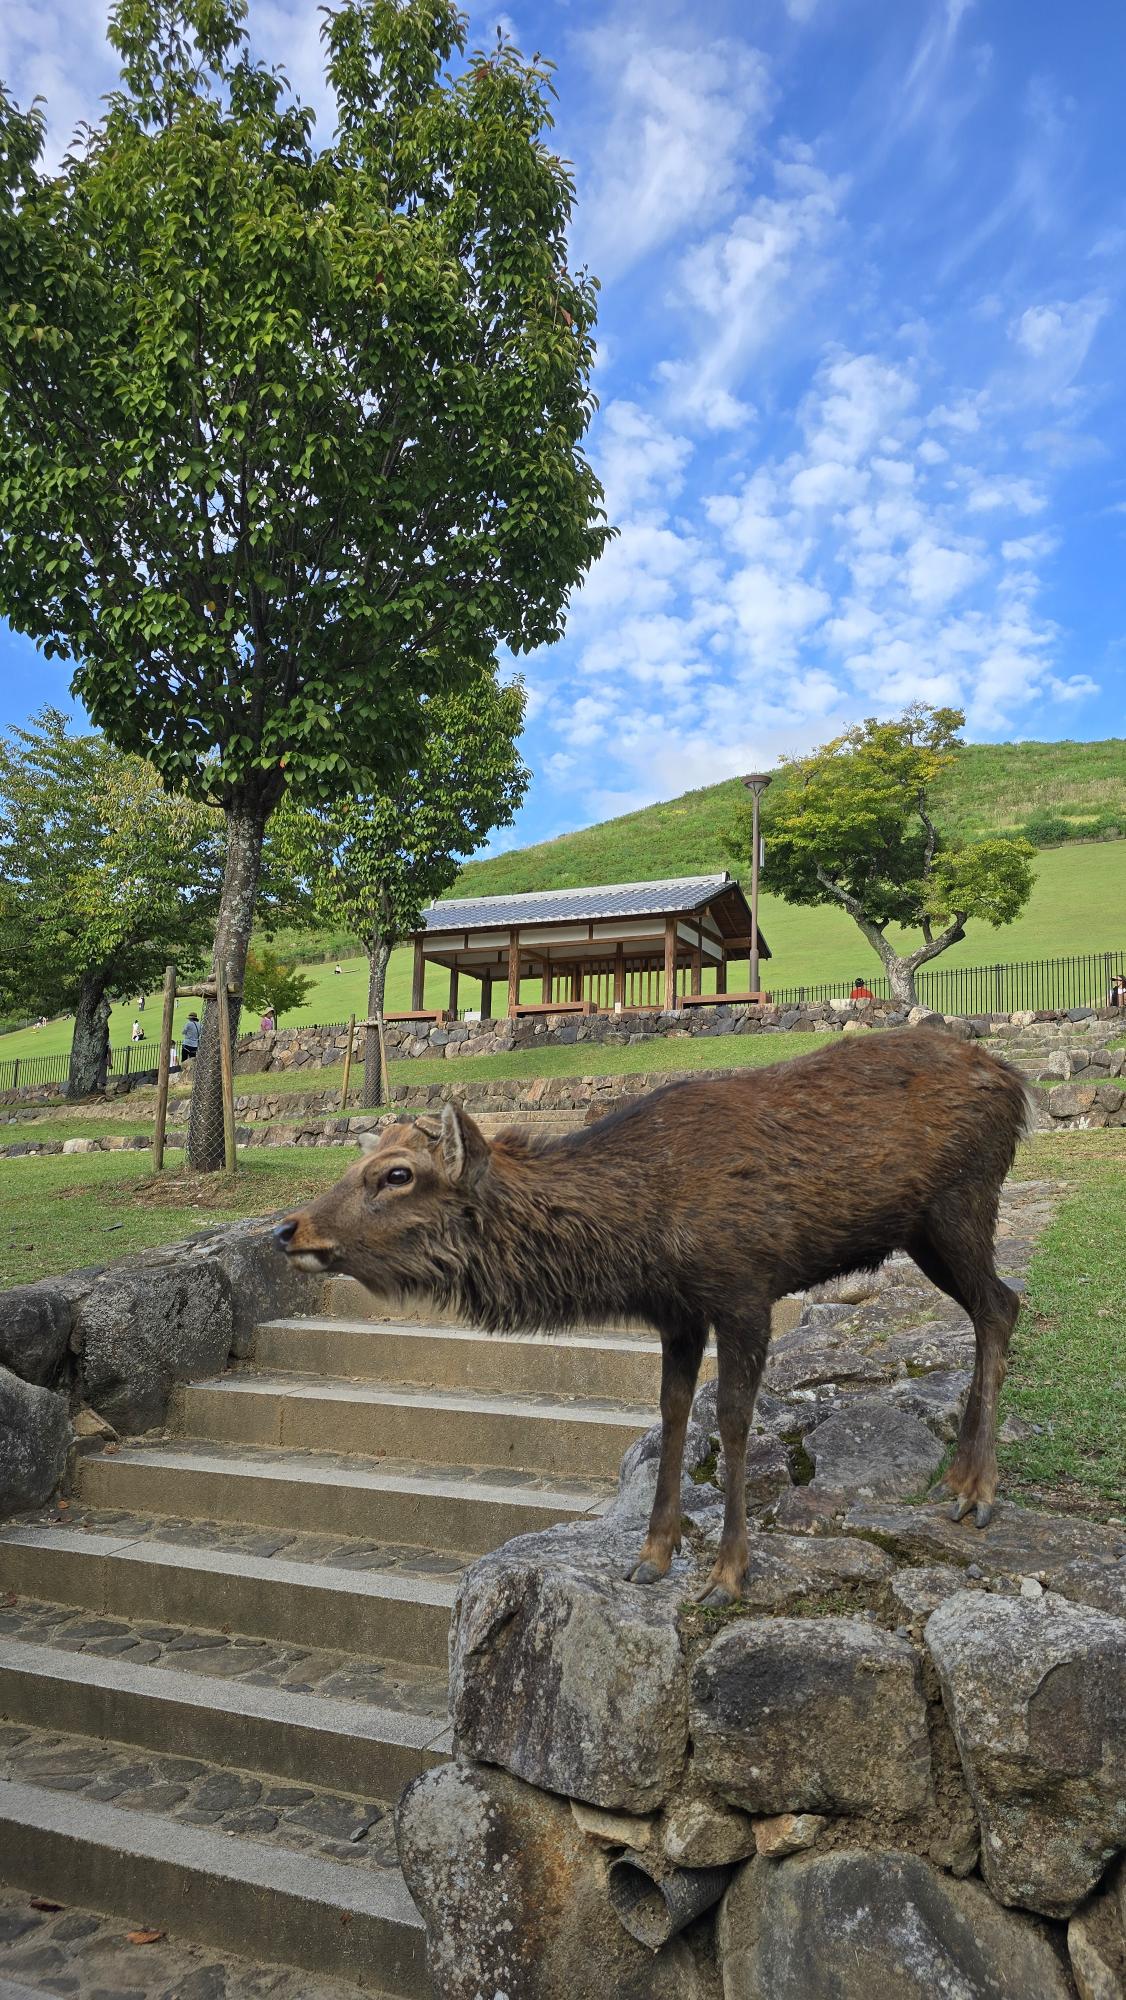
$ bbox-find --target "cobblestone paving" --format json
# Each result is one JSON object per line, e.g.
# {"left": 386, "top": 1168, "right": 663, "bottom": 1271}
{"left": 0, "top": 1885, "right": 373, "bottom": 1999}
{"left": 11, "top": 1504, "right": 470, "bottom": 1579}
{"left": 0, "top": 1722, "right": 402, "bottom": 1877}
{"left": 0, "top": 1597, "right": 449, "bottom": 1718}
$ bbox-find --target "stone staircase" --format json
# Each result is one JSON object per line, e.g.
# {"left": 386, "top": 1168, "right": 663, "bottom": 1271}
{"left": 0, "top": 1281, "right": 688, "bottom": 1997}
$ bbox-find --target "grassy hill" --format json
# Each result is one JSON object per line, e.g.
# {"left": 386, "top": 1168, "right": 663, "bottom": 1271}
{"left": 452, "top": 738, "right": 1126, "bottom": 900}
{"left": 3, "top": 737, "right": 1123, "bottom": 1066}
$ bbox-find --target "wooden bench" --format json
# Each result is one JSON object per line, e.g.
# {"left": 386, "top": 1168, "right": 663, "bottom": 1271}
{"left": 383, "top": 1010, "right": 449, "bottom": 1024}
{"left": 681, "top": 991, "right": 773, "bottom": 1007}
{"left": 512, "top": 1000, "right": 595, "bottom": 1018}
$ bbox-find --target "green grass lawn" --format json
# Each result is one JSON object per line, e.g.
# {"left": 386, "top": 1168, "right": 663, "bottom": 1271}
{"left": 999, "top": 1129, "right": 1125, "bottom": 1513}
{"left": 0, "top": 1148, "right": 358, "bottom": 1288}
{"left": 4, "top": 836, "right": 1123, "bottom": 1070}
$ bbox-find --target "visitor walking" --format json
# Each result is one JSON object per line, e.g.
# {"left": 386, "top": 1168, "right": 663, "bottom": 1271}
{"left": 131, "top": 1019, "right": 145, "bottom": 1042}
{"left": 1109, "top": 973, "right": 1126, "bottom": 1009}
{"left": 260, "top": 1008, "right": 275, "bottom": 1033}
{"left": 180, "top": 1012, "right": 201, "bottom": 1061}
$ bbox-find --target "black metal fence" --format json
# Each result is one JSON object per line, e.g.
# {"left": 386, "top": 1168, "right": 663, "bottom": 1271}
{"left": 0, "top": 1040, "right": 171, "bottom": 1097}
{"left": 770, "top": 949, "right": 1126, "bottom": 1016}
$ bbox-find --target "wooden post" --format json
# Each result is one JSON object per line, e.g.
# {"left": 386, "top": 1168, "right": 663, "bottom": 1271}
{"left": 340, "top": 1013, "right": 356, "bottom": 1111}
{"left": 613, "top": 942, "right": 625, "bottom": 1013}
{"left": 481, "top": 970, "right": 493, "bottom": 1021}
{"left": 151, "top": 964, "right": 177, "bottom": 1173}
{"left": 411, "top": 935, "right": 425, "bottom": 1011}
{"left": 507, "top": 928, "right": 521, "bottom": 1018}
{"left": 716, "top": 953, "right": 727, "bottom": 995}
{"left": 691, "top": 943, "right": 702, "bottom": 996}
{"left": 449, "top": 961, "right": 460, "bottom": 1018}
{"left": 571, "top": 964, "right": 583, "bottom": 1003}
{"left": 542, "top": 954, "right": 552, "bottom": 1006}
{"left": 215, "top": 964, "right": 237, "bottom": 1175}
{"left": 663, "top": 916, "right": 677, "bottom": 1010}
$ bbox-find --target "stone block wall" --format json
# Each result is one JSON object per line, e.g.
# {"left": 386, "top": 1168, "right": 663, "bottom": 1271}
{"left": 398, "top": 1194, "right": 1126, "bottom": 1998}
{"left": 0, "top": 1217, "right": 314, "bottom": 1519}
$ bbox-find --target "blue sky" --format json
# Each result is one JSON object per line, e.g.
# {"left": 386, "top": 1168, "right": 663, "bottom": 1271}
{"left": 2, "top": 0, "right": 1124, "bottom": 853}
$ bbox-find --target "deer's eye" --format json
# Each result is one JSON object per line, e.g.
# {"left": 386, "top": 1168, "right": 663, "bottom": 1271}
{"left": 385, "top": 1166, "right": 413, "bottom": 1188}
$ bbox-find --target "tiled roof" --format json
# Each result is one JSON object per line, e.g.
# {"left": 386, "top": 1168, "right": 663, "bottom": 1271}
{"left": 423, "top": 875, "right": 739, "bottom": 932}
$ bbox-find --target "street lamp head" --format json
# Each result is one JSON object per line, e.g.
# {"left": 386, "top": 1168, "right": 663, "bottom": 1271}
{"left": 740, "top": 771, "right": 773, "bottom": 797}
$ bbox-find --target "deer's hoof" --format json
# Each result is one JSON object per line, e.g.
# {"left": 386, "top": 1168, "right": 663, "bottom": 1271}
{"left": 628, "top": 1560, "right": 665, "bottom": 1586}
{"left": 973, "top": 1500, "right": 994, "bottom": 1529}
{"left": 696, "top": 1584, "right": 736, "bottom": 1610}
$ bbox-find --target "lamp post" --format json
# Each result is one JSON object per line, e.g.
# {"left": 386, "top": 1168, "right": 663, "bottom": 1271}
{"left": 740, "top": 772, "right": 772, "bottom": 996}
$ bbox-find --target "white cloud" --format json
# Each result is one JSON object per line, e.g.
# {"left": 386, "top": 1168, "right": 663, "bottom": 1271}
{"left": 594, "top": 402, "right": 693, "bottom": 521}
{"left": 660, "top": 158, "right": 844, "bottom": 430}
{"left": 1008, "top": 296, "right": 1109, "bottom": 405}
{"left": 965, "top": 474, "right": 1046, "bottom": 516}
{"left": 576, "top": 32, "right": 772, "bottom": 276}
{"left": 803, "top": 353, "right": 917, "bottom": 464}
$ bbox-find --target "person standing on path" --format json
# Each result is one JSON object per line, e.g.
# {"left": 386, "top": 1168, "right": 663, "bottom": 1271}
{"left": 180, "top": 1012, "right": 201, "bottom": 1061}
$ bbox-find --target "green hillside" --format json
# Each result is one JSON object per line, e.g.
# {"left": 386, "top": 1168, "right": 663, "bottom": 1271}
{"left": 452, "top": 738, "right": 1126, "bottom": 900}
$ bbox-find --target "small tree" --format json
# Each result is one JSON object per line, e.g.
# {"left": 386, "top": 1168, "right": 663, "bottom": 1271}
{"left": 280, "top": 675, "right": 528, "bottom": 1103}
{"left": 0, "top": 709, "right": 221, "bottom": 1092}
{"left": 727, "top": 705, "right": 1036, "bottom": 1008}
{"left": 242, "top": 946, "right": 312, "bottom": 1024}
{"left": 0, "top": 0, "right": 609, "bottom": 1167}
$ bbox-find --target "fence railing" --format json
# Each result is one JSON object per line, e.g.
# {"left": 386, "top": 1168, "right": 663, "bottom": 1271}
{"left": 0, "top": 1040, "right": 171, "bottom": 1097}
{"left": 769, "top": 949, "right": 1126, "bottom": 1017}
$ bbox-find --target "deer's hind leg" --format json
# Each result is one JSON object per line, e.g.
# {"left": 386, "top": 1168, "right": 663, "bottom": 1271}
{"left": 909, "top": 1187, "right": 1021, "bottom": 1529}
{"left": 693, "top": 1304, "right": 770, "bottom": 1609}
{"left": 629, "top": 1314, "right": 708, "bottom": 1586}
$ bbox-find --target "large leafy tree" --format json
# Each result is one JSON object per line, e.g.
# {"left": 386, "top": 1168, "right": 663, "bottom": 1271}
{"left": 0, "top": 709, "right": 221, "bottom": 1093}
{"left": 727, "top": 705, "right": 1036, "bottom": 1008}
{"left": 280, "top": 673, "right": 528, "bottom": 1103}
{"left": 0, "top": 0, "right": 608, "bottom": 1167}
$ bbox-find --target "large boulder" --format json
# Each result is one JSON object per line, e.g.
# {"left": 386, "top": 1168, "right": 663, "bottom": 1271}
{"left": 804, "top": 1400, "right": 946, "bottom": 1500}
{"left": 0, "top": 1281, "right": 73, "bottom": 1387}
{"left": 451, "top": 1522, "right": 689, "bottom": 1813}
{"left": 0, "top": 1365, "right": 71, "bottom": 1515}
{"left": 1068, "top": 1858, "right": 1126, "bottom": 2000}
{"left": 396, "top": 1759, "right": 715, "bottom": 2000}
{"left": 717, "top": 1848, "right": 1075, "bottom": 1999}
{"left": 75, "top": 1258, "right": 235, "bottom": 1429}
{"left": 691, "top": 1616, "right": 931, "bottom": 1817}
{"left": 926, "top": 1590, "right": 1126, "bottom": 1916}
{"left": 693, "top": 1523, "right": 893, "bottom": 1613}
{"left": 845, "top": 1499, "right": 1125, "bottom": 1608}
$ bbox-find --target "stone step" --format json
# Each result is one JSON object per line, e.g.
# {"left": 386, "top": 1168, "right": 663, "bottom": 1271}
{"left": 319, "top": 1273, "right": 657, "bottom": 1335}
{"left": 173, "top": 1373, "right": 653, "bottom": 1480}
{"left": 0, "top": 1521, "right": 458, "bottom": 1668}
{"left": 250, "top": 1315, "right": 708, "bottom": 1402}
{"left": 0, "top": 1636, "right": 449, "bottom": 1800}
{"left": 74, "top": 1440, "right": 613, "bottom": 1552}
{"left": 0, "top": 1777, "right": 427, "bottom": 1994}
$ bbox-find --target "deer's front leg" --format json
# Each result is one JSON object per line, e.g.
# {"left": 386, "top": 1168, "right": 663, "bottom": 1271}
{"left": 694, "top": 1308, "right": 769, "bottom": 1609}
{"left": 629, "top": 1318, "right": 707, "bottom": 1585}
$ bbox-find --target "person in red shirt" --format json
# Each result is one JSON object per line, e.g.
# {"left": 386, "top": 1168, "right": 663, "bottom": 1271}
{"left": 851, "top": 977, "right": 875, "bottom": 1001}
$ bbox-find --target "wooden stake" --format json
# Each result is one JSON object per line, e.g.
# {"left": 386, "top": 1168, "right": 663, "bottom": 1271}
{"left": 340, "top": 1013, "right": 356, "bottom": 1111}
{"left": 151, "top": 963, "right": 177, "bottom": 1174}
{"left": 215, "top": 962, "right": 237, "bottom": 1175}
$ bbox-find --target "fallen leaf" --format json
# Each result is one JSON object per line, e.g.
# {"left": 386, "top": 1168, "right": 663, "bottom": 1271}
{"left": 126, "top": 1928, "right": 165, "bottom": 1945}
{"left": 31, "top": 1897, "right": 63, "bottom": 1912}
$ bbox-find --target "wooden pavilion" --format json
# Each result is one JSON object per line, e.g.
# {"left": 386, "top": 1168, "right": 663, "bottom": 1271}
{"left": 406, "top": 874, "right": 770, "bottom": 1020}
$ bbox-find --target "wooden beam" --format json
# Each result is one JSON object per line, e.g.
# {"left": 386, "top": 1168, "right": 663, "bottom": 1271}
{"left": 663, "top": 916, "right": 677, "bottom": 1010}
{"left": 411, "top": 935, "right": 425, "bottom": 1011}
{"left": 691, "top": 940, "right": 702, "bottom": 996}
{"left": 613, "top": 941, "right": 625, "bottom": 1012}
{"left": 507, "top": 927, "right": 521, "bottom": 1018}
{"left": 480, "top": 970, "right": 493, "bottom": 1021}
{"left": 449, "top": 960, "right": 459, "bottom": 1017}
{"left": 542, "top": 953, "right": 552, "bottom": 1005}
{"left": 716, "top": 954, "right": 727, "bottom": 995}
{"left": 571, "top": 964, "right": 583, "bottom": 1003}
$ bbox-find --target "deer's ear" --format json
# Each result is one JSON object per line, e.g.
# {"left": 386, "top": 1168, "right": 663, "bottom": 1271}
{"left": 440, "top": 1102, "right": 489, "bottom": 1185}
{"left": 357, "top": 1132, "right": 384, "bottom": 1157}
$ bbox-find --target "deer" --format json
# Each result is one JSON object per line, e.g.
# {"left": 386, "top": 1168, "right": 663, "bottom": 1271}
{"left": 273, "top": 1029, "right": 1032, "bottom": 1608}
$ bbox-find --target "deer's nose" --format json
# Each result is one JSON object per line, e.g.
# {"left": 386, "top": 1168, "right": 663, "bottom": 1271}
{"left": 273, "top": 1219, "right": 299, "bottom": 1248}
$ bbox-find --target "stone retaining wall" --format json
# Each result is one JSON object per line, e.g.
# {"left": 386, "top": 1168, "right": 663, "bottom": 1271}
{"left": 235, "top": 1001, "right": 1125, "bottom": 1074}
{"left": 397, "top": 1182, "right": 1126, "bottom": 1999}
{"left": 0, "top": 1218, "right": 313, "bottom": 1519}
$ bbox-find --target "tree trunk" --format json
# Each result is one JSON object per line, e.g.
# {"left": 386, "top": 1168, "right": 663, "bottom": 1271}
{"left": 187, "top": 794, "right": 271, "bottom": 1172}
{"left": 363, "top": 937, "right": 393, "bottom": 1109}
{"left": 68, "top": 976, "right": 111, "bottom": 1098}
{"left": 885, "top": 956, "right": 920, "bottom": 1009}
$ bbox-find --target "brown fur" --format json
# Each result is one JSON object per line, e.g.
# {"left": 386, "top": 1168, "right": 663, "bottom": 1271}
{"left": 276, "top": 1029, "right": 1031, "bottom": 1603}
